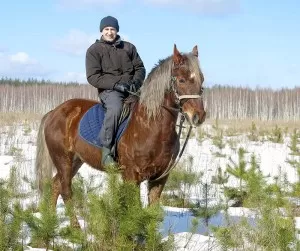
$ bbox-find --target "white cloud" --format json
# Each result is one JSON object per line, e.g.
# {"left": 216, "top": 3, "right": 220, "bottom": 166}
{"left": 53, "top": 29, "right": 131, "bottom": 56}
{"left": 56, "top": 0, "right": 239, "bottom": 14}
{"left": 57, "top": 0, "right": 122, "bottom": 9}
{"left": 0, "top": 52, "right": 48, "bottom": 78}
{"left": 53, "top": 29, "right": 96, "bottom": 56}
{"left": 60, "top": 71, "right": 87, "bottom": 83}
{"left": 143, "top": 0, "right": 240, "bottom": 14}
{"left": 9, "top": 52, "right": 37, "bottom": 64}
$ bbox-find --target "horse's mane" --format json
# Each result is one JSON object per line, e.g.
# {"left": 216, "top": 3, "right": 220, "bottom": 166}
{"left": 139, "top": 53, "right": 203, "bottom": 119}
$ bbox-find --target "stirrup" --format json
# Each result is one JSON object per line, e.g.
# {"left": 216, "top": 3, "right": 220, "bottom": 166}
{"left": 102, "top": 154, "right": 117, "bottom": 167}
{"left": 101, "top": 147, "right": 117, "bottom": 167}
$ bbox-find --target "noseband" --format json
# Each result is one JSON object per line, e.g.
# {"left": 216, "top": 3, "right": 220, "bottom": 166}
{"left": 170, "top": 76, "right": 204, "bottom": 108}
{"left": 168, "top": 75, "right": 204, "bottom": 126}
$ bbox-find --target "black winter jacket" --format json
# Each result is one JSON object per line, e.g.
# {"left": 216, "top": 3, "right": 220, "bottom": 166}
{"left": 85, "top": 35, "right": 146, "bottom": 93}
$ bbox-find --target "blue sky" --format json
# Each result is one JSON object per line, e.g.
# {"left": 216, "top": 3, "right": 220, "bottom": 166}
{"left": 0, "top": 0, "right": 299, "bottom": 89}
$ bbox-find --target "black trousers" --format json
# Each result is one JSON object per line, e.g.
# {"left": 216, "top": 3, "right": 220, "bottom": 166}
{"left": 99, "top": 90, "right": 126, "bottom": 149}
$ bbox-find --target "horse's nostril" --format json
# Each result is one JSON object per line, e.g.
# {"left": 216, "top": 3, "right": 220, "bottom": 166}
{"left": 192, "top": 114, "right": 201, "bottom": 126}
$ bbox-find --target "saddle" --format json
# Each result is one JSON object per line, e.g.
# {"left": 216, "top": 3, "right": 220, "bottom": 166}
{"left": 78, "top": 95, "right": 137, "bottom": 156}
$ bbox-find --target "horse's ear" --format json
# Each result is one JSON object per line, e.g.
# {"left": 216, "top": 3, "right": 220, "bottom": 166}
{"left": 192, "top": 45, "right": 198, "bottom": 57}
{"left": 173, "top": 44, "right": 183, "bottom": 65}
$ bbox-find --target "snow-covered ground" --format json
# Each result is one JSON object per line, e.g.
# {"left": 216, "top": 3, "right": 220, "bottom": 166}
{"left": 0, "top": 122, "right": 299, "bottom": 250}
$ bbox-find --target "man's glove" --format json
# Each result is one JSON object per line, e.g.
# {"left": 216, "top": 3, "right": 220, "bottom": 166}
{"left": 113, "top": 82, "right": 130, "bottom": 93}
{"left": 128, "top": 80, "right": 142, "bottom": 93}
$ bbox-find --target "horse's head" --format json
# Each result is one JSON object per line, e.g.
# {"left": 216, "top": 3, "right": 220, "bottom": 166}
{"left": 171, "top": 44, "right": 206, "bottom": 126}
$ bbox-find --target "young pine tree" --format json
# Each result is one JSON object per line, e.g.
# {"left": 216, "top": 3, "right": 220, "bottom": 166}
{"left": 85, "top": 168, "right": 173, "bottom": 251}
{"left": 24, "top": 181, "right": 59, "bottom": 249}
{"left": 0, "top": 167, "right": 26, "bottom": 250}
{"left": 213, "top": 153, "right": 297, "bottom": 250}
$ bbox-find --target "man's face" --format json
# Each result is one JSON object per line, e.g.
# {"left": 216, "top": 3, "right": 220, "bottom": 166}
{"left": 102, "top": 27, "right": 117, "bottom": 42}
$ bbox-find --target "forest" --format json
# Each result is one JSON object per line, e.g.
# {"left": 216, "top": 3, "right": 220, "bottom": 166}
{"left": 0, "top": 78, "right": 299, "bottom": 121}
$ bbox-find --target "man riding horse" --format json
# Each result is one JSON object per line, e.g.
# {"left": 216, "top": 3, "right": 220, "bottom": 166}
{"left": 85, "top": 16, "right": 146, "bottom": 167}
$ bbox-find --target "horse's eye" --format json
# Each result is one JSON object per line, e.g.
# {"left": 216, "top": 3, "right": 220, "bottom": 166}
{"left": 178, "top": 78, "right": 185, "bottom": 84}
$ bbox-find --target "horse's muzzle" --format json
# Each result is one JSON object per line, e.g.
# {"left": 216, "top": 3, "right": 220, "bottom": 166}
{"left": 192, "top": 111, "right": 206, "bottom": 126}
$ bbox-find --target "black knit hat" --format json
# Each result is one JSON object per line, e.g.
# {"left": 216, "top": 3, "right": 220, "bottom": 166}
{"left": 100, "top": 16, "right": 119, "bottom": 32}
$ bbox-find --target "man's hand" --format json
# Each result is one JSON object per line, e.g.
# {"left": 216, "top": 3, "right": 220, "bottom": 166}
{"left": 113, "top": 82, "right": 130, "bottom": 93}
{"left": 128, "top": 80, "right": 142, "bottom": 93}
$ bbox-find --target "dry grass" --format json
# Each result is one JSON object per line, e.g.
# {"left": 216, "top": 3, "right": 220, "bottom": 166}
{"left": 204, "top": 118, "right": 300, "bottom": 134}
{"left": 0, "top": 112, "right": 299, "bottom": 134}
{"left": 0, "top": 112, "right": 43, "bottom": 126}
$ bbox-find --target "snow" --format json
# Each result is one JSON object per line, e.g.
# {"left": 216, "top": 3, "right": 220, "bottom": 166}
{"left": 163, "top": 232, "right": 221, "bottom": 251}
{"left": 0, "top": 155, "right": 14, "bottom": 178}
{"left": 0, "top": 122, "right": 299, "bottom": 250}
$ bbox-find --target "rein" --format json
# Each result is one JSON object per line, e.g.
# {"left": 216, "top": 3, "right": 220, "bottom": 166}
{"left": 152, "top": 113, "right": 193, "bottom": 182}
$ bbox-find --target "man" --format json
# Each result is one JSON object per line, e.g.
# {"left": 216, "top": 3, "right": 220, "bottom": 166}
{"left": 85, "top": 16, "right": 146, "bottom": 167}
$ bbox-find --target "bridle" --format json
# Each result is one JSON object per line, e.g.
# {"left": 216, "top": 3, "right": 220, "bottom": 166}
{"left": 170, "top": 75, "right": 204, "bottom": 114}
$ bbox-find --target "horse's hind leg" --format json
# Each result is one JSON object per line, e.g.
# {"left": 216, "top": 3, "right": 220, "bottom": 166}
{"left": 52, "top": 157, "right": 83, "bottom": 207}
{"left": 52, "top": 155, "right": 83, "bottom": 228}
{"left": 52, "top": 174, "right": 61, "bottom": 207}
{"left": 147, "top": 175, "right": 169, "bottom": 205}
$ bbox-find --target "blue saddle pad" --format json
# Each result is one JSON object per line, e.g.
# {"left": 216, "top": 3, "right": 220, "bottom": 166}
{"left": 79, "top": 104, "right": 130, "bottom": 149}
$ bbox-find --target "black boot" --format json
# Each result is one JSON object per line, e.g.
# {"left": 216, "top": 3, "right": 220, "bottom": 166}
{"left": 101, "top": 147, "right": 117, "bottom": 167}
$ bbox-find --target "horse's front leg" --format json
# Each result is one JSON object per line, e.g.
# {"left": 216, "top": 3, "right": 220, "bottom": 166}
{"left": 147, "top": 175, "right": 169, "bottom": 205}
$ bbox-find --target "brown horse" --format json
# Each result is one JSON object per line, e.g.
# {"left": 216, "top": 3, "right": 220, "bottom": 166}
{"left": 35, "top": 44, "right": 206, "bottom": 226}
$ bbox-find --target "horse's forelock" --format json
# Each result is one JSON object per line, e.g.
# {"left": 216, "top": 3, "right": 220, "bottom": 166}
{"left": 186, "top": 53, "right": 203, "bottom": 85}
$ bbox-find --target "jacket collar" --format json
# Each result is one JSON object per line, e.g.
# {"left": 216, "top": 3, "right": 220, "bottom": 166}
{"left": 97, "top": 35, "right": 122, "bottom": 47}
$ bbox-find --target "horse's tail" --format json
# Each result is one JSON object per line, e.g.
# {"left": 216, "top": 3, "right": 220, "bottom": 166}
{"left": 35, "top": 111, "right": 54, "bottom": 195}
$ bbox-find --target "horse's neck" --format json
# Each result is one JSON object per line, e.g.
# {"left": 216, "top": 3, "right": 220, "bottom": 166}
{"left": 136, "top": 95, "right": 179, "bottom": 133}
